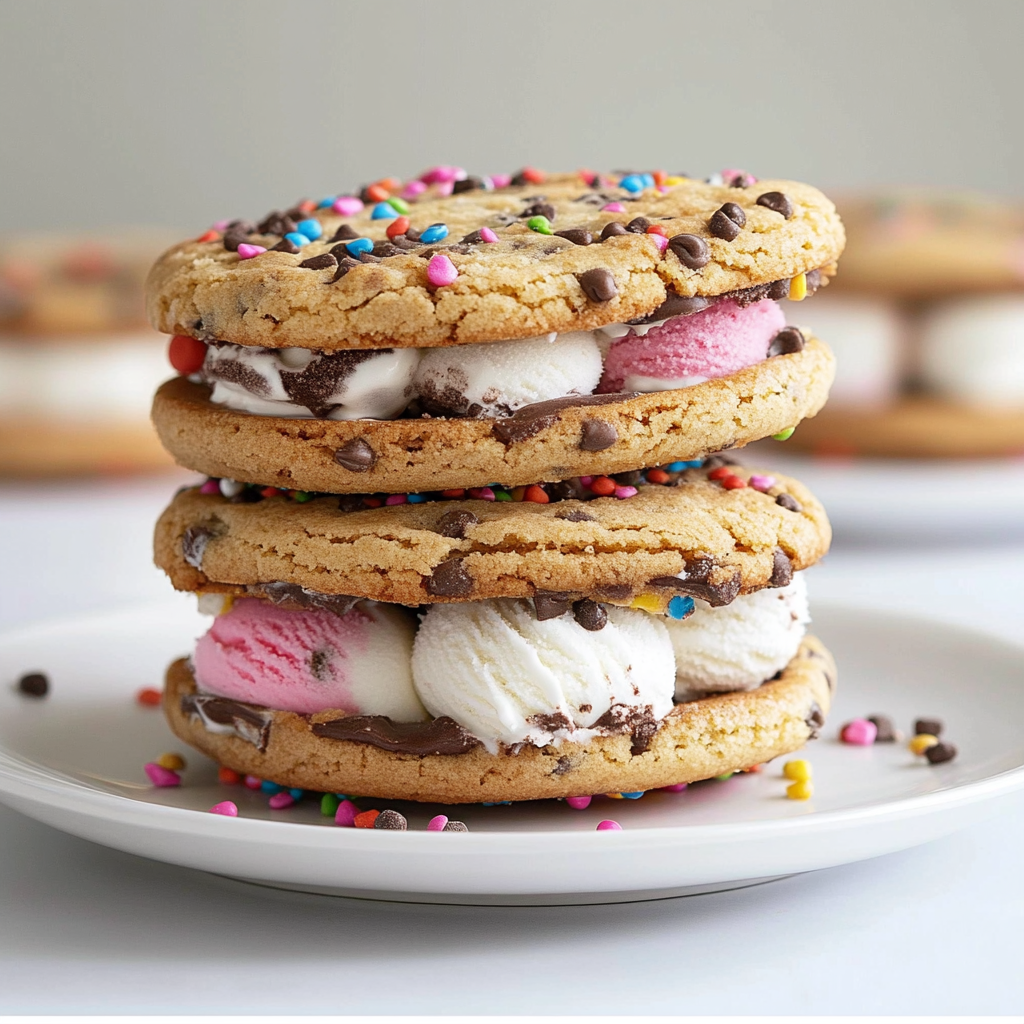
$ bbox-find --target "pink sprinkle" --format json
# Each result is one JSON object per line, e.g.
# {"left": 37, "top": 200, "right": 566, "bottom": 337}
{"left": 237, "top": 244, "right": 266, "bottom": 260}
{"left": 596, "top": 820, "right": 622, "bottom": 831}
{"left": 662, "top": 783, "right": 688, "bottom": 792}
{"left": 650, "top": 234, "right": 669, "bottom": 253}
{"left": 427, "top": 814, "right": 449, "bottom": 831}
{"left": 490, "top": 173, "right": 511, "bottom": 189}
{"left": 721, "top": 168, "right": 757, "bottom": 186}
{"left": 420, "top": 165, "right": 464, "bottom": 184}
{"left": 334, "top": 799, "right": 359, "bottom": 827}
{"left": 401, "top": 180, "right": 428, "bottom": 199}
{"left": 144, "top": 762, "right": 180, "bottom": 788}
{"left": 566, "top": 796, "right": 592, "bottom": 810}
{"left": 601, "top": 202, "right": 626, "bottom": 213}
{"left": 209, "top": 801, "right": 238, "bottom": 816}
{"left": 613, "top": 486, "right": 638, "bottom": 499}
{"left": 199, "top": 479, "right": 221, "bottom": 495}
{"left": 841, "top": 718, "right": 878, "bottom": 746}
{"left": 749, "top": 474, "right": 776, "bottom": 492}
{"left": 658, "top": 185, "right": 670, "bottom": 194}
{"left": 332, "top": 196, "right": 364, "bottom": 216}
{"left": 244, "top": 774, "right": 262, "bottom": 790}
{"left": 212, "top": 219, "right": 230, "bottom": 231}
{"left": 468, "top": 487, "right": 495, "bottom": 501}
{"left": 479, "top": 226, "right": 498, "bottom": 243}
{"left": 435, "top": 181, "right": 455, "bottom": 197}
{"left": 427, "top": 253, "right": 458, "bottom": 287}
{"left": 385, "top": 494, "right": 408, "bottom": 505}
{"left": 268, "top": 792, "right": 295, "bottom": 810}
{"left": 579, "top": 476, "right": 594, "bottom": 487}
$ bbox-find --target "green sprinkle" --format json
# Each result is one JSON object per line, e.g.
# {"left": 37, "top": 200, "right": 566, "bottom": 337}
{"left": 772, "top": 427, "right": 796, "bottom": 441}
{"left": 320, "top": 792, "right": 339, "bottom": 816}
{"left": 494, "top": 490, "right": 513, "bottom": 501}
{"left": 715, "top": 772, "right": 735, "bottom": 781}
{"left": 526, "top": 215, "right": 553, "bottom": 235}
{"left": 388, "top": 196, "right": 410, "bottom": 215}
{"left": 292, "top": 491, "right": 312, "bottom": 502}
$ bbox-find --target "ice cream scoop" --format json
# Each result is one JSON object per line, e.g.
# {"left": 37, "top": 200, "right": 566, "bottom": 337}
{"left": 918, "top": 295, "right": 1024, "bottom": 405}
{"left": 410, "top": 599, "right": 675, "bottom": 753}
{"left": 598, "top": 299, "right": 786, "bottom": 392}
{"left": 203, "top": 342, "right": 419, "bottom": 419}
{"left": 193, "top": 598, "right": 426, "bottom": 719}
{"left": 668, "top": 574, "right": 810, "bottom": 700}
{"left": 413, "top": 330, "right": 602, "bottom": 417}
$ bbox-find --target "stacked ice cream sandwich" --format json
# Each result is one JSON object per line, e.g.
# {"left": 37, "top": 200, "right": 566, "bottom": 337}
{"left": 148, "top": 167, "right": 844, "bottom": 805}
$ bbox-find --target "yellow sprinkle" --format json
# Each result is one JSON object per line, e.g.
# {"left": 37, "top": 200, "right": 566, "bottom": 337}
{"left": 788, "top": 273, "right": 807, "bottom": 301}
{"left": 510, "top": 486, "right": 526, "bottom": 502}
{"left": 157, "top": 752, "right": 186, "bottom": 771}
{"left": 786, "top": 780, "right": 813, "bottom": 800}
{"left": 664, "top": 176, "right": 687, "bottom": 186}
{"left": 630, "top": 593, "right": 664, "bottom": 613}
{"left": 909, "top": 734, "right": 939, "bottom": 755}
{"left": 605, "top": 792, "right": 624, "bottom": 799}
{"left": 783, "top": 759, "right": 812, "bottom": 782}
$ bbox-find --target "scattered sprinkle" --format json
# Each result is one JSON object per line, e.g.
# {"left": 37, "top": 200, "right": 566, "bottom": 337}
{"left": 426, "top": 252, "right": 458, "bottom": 287}
{"left": 419, "top": 222, "right": 449, "bottom": 244}
{"left": 749, "top": 474, "right": 776, "bottom": 492}
{"left": 295, "top": 218, "right": 322, "bottom": 241}
{"left": 335, "top": 799, "right": 359, "bottom": 827}
{"left": 667, "top": 595, "right": 694, "bottom": 620}
{"left": 526, "top": 215, "right": 553, "bottom": 234}
{"left": 354, "top": 809, "right": 381, "bottom": 828}
{"left": 783, "top": 759, "right": 812, "bottom": 782}
{"left": 479, "top": 226, "right": 499, "bottom": 243}
{"left": 332, "top": 196, "right": 364, "bottom": 216}
{"left": 268, "top": 792, "right": 296, "bottom": 809}
{"left": 909, "top": 733, "right": 940, "bottom": 755}
{"left": 786, "top": 780, "right": 813, "bottom": 800}
{"left": 772, "top": 427, "right": 796, "bottom": 441}
{"left": 344, "top": 237, "right": 374, "bottom": 257}
{"left": 136, "top": 688, "right": 162, "bottom": 707}
{"left": 600, "top": 202, "right": 626, "bottom": 213}
{"left": 427, "top": 814, "right": 449, "bottom": 830}
{"left": 371, "top": 202, "right": 397, "bottom": 220}
{"left": 840, "top": 719, "right": 878, "bottom": 745}
{"left": 596, "top": 819, "right": 623, "bottom": 830}
{"left": 218, "top": 766, "right": 242, "bottom": 785}
{"left": 321, "top": 793, "right": 340, "bottom": 816}
{"left": 156, "top": 753, "right": 186, "bottom": 771}
{"left": 236, "top": 243, "right": 266, "bottom": 260}
{"left": 244, "top": 774, "right": 262, "bottom": 790}
{"left": 566, "top": 796, "right": 592, "bottom": 809}
{"left": 388, "top": 196, "right": 411, "bottom": 215}
{"left": 199, "top": 479, "right": 220, "bottom": 495}
{"left": 144, "top": 762, "right": 181, "bottom": 787}
{"left": 209, "top": 801, "right": 238, "bottom": 816}
{"left": 662, "top": 783, "right": 688, "bottom": 792}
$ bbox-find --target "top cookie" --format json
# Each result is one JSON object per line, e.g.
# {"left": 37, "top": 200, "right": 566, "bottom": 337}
{"left": 146, "top": 169, "right": 844, "bottom": 350}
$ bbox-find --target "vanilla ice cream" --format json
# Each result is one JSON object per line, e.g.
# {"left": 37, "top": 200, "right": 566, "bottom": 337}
{"left": 668, "top": 575, "right": 810, "bottom": 700}
{"left": 193, "top": 598, "right": 427, "bottom": 719}
{"left": 410, "top": 599, "right": 675, "bottom": 753}
{"left": 413, "top": 330, "right": 603, "bottom": 417}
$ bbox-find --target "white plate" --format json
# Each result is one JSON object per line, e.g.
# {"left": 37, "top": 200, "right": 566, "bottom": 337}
{"left": 0, "top": 602, "right": 1022, "bottom": 905}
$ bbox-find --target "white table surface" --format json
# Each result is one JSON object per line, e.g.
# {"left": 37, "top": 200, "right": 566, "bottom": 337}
{"left": 0, "top": 474, "right": 1022, "bottom": 1014}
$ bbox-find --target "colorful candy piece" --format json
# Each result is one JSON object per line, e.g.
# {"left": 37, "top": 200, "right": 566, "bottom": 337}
{"left": 589, "top": 476, "right": 616, "bottom": 496}
{"left": 419, "top": 223, "right": 449, "bottom": 244}
{"left": 909, "top": 733, "right": 940, "bottom": 755}
{"left": 661, "top": 783, "right": 687, "bottom": 792}
{"left": 426, "top": 253, "right": 458, "bottom": 287}
{"left": 136, "top": 687, "right": 162, "bottom": 707}
{"left": 199, "top": 479, "right": 220, "bottom": 495}
{"left": 667, "top": 595, "right": 694, "bottom": 620}
{"left": 268, "top": 791, "right": 295, "bottom": 809}
{"left": 479, "top": 226, "right": 498, "bottom": 242}
{"left": 783, "top": 759, "right": 812, "bottom": 782}
{"left": 344, "top": 237, "right": 374, "bottom": 257}
{"left": 260, "top": 780, "right": 282, "bottom": 794}
{"left": 749, "top": 474, "right": 776, "bottom": 492}
{"left": 284, "top": 232, "right": 309, "bottom": 248}
{"left": 788, "top": 273, "right": 808, "bottom": 301}
{"left": 619, "top": 174, "right": 647, "bottom": 193}
{"left": 565, "top": 796, "right": 592, "bottom": 809}
{"left": 168, "top": 335, "right": 208, "bottom": 375}
{"left": 335, "top": 799, "right": 359, "bottom": 827}
{"left": 354, "top": 809, "right": 381, "bottom": 828}
{"left": 236, "top": 243, "right": 266, "bottom": 260}
{"left": 332, "top": 196, "right": 364, "bottom": 216}
{"left": 156, "top": 753, "right": 186, "bottom": 771}
{"left": 218, "top": 766, "right": 241, "bottom": 785}
{"left": 526, "top": 215, "right": 553, "bottom": 234}
{"left": 209, "top": 801, "right": 238, "bottom": 816}
{"left": 386, "top": 215, "right": 410, "bottom": 239}
{"left": 144, "top": 762, "right": 180, "bottom": 788}
{"left": 388, "top": 196, "right": 411, "bottom": 215}
{"left": 614, "top": 485, "right": 638, "bottom": 499}
{"left": 427, "top": 814, "right": 449, "bottom": 831}
{"left": 321, "top": 793, "right": 340, "bottom": 816}
{"left": 786, "top": 780, "right": 813, "bottom": 800}
{"left": 601, "top": 202, "right": 626, "bottom": 213}
{"left": 772, "top": 427, "right": 796, "bottom": 441}
{"left": 244, "top": 774, "right": 262, "bottom": 790}
{"left": 371, "top": 202, "right": 397, "bottom": 220}
{"left": 841, "top": 718, "right": 878, "bottom": 745}
{"left": 596, "top": 819, "right": 623, "bottom": 830}
{"left": 295, "top": 218, "right": 322, "bottom": 241}
{"left": 619, "top": 791, "right": 645, "bottom": 800}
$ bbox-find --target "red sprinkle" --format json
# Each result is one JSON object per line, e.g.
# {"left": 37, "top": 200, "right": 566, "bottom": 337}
{"left": 296, "top": 199, "right": 316, "bottom": 214}
{"left": 168, "top": 335, "right": 208, "bottom": 375}
{"left": 524, "top": 485, "right": 550, "bottom": 504}
{"left": 646, "top": 469, "right": 670, "bottom": 484}
{"left": 136, "top": 688, "right": 162, "bottom": 707}
{"left": 589, "top": 476, "right": 616, "bottom": 496}
{"left": 365, "top": 183, "right": 389, "bottom": 202}
{"left": 362, "top": 497, "right": 382, "bottom": 508}
{"left": 354, "top": 809, "right": 380, "bottom": 829}
{"left": 708, "top": 466, "right": 732, "bottom": 481}
{"left": 218, "top": 766, "right": 242, "bottom": 785}
{"left": 646, "top": 224, "right": 668, "bottom": 237}
{"left": 441, "top": 488, "right": 465, "bottom": 498}
{"left": 722, "top": 475, "right": 747, "bottom": 490}
{"left": 260, "top": 487, "right": 281, "bottom": 498}
{"left": 386, "top": 215, "right": 411, "bottom": 238}
{"left": 196, "top": 229, "right": 220, "bottom": 243}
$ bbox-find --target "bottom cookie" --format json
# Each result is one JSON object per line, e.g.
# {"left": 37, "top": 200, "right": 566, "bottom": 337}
{"left": 163, "top": 637, "right": 835, "bottom": 804}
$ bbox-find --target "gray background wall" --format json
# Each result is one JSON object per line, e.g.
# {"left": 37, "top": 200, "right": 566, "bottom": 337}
{"left": 1, "top": 0, "right": 1022, "bottom": 233}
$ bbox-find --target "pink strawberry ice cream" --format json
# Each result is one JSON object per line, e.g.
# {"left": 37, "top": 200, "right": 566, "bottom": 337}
{"left": 193, "top": 598, "right": 426, "bottom": 720}
{"left": 598, "top": 299, "right": 787, "bottom": 392}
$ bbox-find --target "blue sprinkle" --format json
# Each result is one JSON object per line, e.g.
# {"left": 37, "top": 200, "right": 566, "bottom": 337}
{"left": 419, "top": 222, "right": 449, "bottom": 244}
{"left": 666, "top": 459, "right": 702, "bottom": 472}
{"left": 296, "top": 218, "right": 323, "bottom": 241}
{"left": 260, "top": 780, "right": 283, "bottom": 794}
{"left": 317, "top": 196, "right": 336, "bottom": 208}
{"left": 619, "top": 791, "right": 646, "bottom": 800}
{"left": 640, "top": 173, "right": 655, "bottom": 188}
{"left": 619, "top": 174, "right": 646, "bottom": 193}
{"left": 288, "top": 788, "right": 304, "bottom": 800}
{"left": 334, "top": 793, "right": 349, "bottom": 800}
{"left": 667, "top": 595, "right": 695, "bottom": 620}
{"left": 371, "top": 202, "right": 397, "bottom": 220}
{"left": 407, "top": 493, "right": 426, "bottom": 503}
{"left": 284, "top": 232, "right": 309, "bottom": 248}
{"left": 345, "top": 237, "right": 374, "bottom": 256}
{"left": 482, "top": 800, "right": 513, "bottom": 806}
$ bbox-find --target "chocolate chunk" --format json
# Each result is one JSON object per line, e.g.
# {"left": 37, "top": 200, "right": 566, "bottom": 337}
{"left": 767, "top": 279, "right": 791, "bottom": 300}
{"left": 579, "top": 419, "right": 617, "bottom": 451}
{"left": 358, "top": 252, "right": 382, "bottom": 264}
{"left": 312, "top": 714, "right": 480, "bottom": 755}
{"left": 460, "top": 229, "right": 487, "bottom": 243}
{"left": 767, "top": 327, "right": 806, "bottom": 357}
{"left": 776, "top": 493, "right": 802, "bottom": 513}
{"left": 668, "top": 234, "right": 710, "bottom": 269}
{"left": 556, "top": 508, "right": 595, "bottom": 522}
{"left": 805, "top": 702, "right": 825, "bottom": 739}
{"left": 492, "top": 392, "right": 636, "bottom": 445}
{"left": 626, "top": 216, "right": 651, "bottom": 233}
{"left": 181, "top": 693, "right": 272, "bottom": 752}
{"left": 708, "top": 202, "right": 746, "bottom": 241}
{"left": 578, "top": 268, "right": 618, "bottom": 302}
{"left": 521, "top": 202, "right": 555, "bottom": 221}
{"left": 553, "top": 228, "right": 592, "bottom": 246}
{"left": 703, "top": 454, "right": 741, "bottom": 468}
{"left": 572, "top": 599, "right": 607, "bottom": 631}
{"left": 329, "top": 224, "right": 359, "bottom": 242}
{"left": 222, "top": 227, "right": 250, "bottom": 252}
{"left": 426, "top": 559, "right": 473, "bottom": 597}
{"left": 373, "top": 809, "right": 408, "bottom": 830}
{"left": 600, "top": 221, "right": 629, "bottom": 239}
{"left": 370, "top": 241, "right": 405, "bottom": 258}
{"left": 639, "top": 293, "right": 711, "bottom": 322}
{"left": 868, "top": 715, "right": 898, "bottom": 742}
{"left": 283, "top": 349, "right": 382, "bottom": 412}
{"left": 805, "top": 268, "right": 822, "bottom": 293}
{"left": 552, "top": 754, "right": 579, "bottom": 776}
{"left": 612, "top": 469, "right": 642, "bottom": 486}
{"left": 534, "top": 592, "right": 573, "bottom": 620}
{"left": 769, "top": 547, "right": 794, "bottom": 587}
{"left": 257, "top": 211, "right": 296, "bottom": 235}
{"left": 334, "top": 437, "right": 375, "bottom": 472}
{"left": 925, "top": 741, "right": 957, "bottom": 764}
{"left": 270, "top": 237, "right": 301, "bottom": 254}
{"left": 258, "top": 582, "right": 359, "bottom": 617}
{"left": 915, "top": 718, "right": 944, "bottom": 737}
{"left": 756, "top": 191, "right": 794, "bottom": 219}
{"left": 299, "top": 252, "right": 338, "bottom": 271}
{"left": 452, "top": 176, "right": 486, "bottom": 194}
{"left": 684, "top": 555, "right": 714, "bottom": 581}
{"left": 530, "top": 711, "right": 574, "bottom": 733}
{"left": 669, "top": 570, "right": 742, "bottom": 607}
{"left": 596, "top": 584, "right": 633, "bottom": 601}
{"left": 17, "top": 672, "right": 48, "bottom": 698}
{"left": 594, "top": 703, "right": 660, "bottom": 755}
{"left": 648, "top": 576, "right": 690, "bottom": 590}
{"left": 546, "top": 479, "right": 587, "bottom": 501}
{"left": 182, "top": 526, "right": 212, "bottom": 569}
{"left": 437, "top": 509, "right": 479, "bottom": 539}
{"left": 332, "top": 256, "right": 361, "bottom": 281}
{"left": 443, "top": 820, "right": 469, "bottom": 831}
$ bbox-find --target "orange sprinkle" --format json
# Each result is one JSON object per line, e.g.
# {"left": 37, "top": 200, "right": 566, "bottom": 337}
{"left": 521, "top": 167, "right": 545, "bottom": 184}
{"left": 136, "top": 688, "right": 162, "bottom": 707}
{"left": 646, "top": 224, "right": 668, "bottom": 237}
{"left": 722, "top": 475, "right": 747, "bottom": 489}
{"left": 366, "top": 183, "right": 390, "bottom": 202}
{"left": 652, "top": 170, "right": 668, "bottom": 186}
{"left": 743, "top": 764, "right": 764, "bottom": 773}
{"left": 590, "top": 476, "right": 616, "bottom": 496}
{"left": 218, "top": 766, "right": 242, "bottom": 785}
{"left": 196, "top": 229, "right": 220, "bottom": 243}
{"left": 708, "top": 466, "right": 732, "bottom": 480}
{"left": 354, "top": 809, "right": 380, "bottom": 829}
{"left": 524, "top": 485, "right": 549, "bottom": 504}
{"left": 646, "top": 469, "right": 670, "bottom": 484}
{"left": 378, "top": 177, "right": 403, "bottom": 191}
{"left": 386, "top": 216, "right": 410, "bottom": 239}
{"left": 363, "top": 497, "right": 382, "bottom": 508}
{"left": 296, "top": 199, "right": 316, "bottom": 215}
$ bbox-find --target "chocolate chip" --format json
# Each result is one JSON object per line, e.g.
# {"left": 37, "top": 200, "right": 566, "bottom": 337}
{"left": 182, "top": 526, "right": 212, "bottom": 569}
{"left": 521, "top": 202, "right": 555, "bottom": 221}
{"left": 768, "top": 327, "right": 806, "bottom": 357}
{"left": 805, "top": 702, "right": 825, "bottom": 739}
{"left": 925, "top": 742, "right": 957, "bottom": 764}
{"left": 578, "top": 268, "right": 618, "bottom": 302}
{"left": 572, "top": 599, "right": 607, "bottom": 631}
{"left": 389, "top": 235, "right": 420, "bottom": 250}
{"left": 426, "top": 558, "right": 474, "bottom": 597}
{"left": 403, "top": 226, "right": 422, "bottom": 242}
{"left": 534, "top": 592, "right": 573, "bottom": 621}
{"left": 554, "top": 228, "right": 592, "bottom": 246}
{"left": 767, "top": 279, "right": 791, "bottom": 300}
{"left": 331, "top": 256, "right": 361, "bottom": 281}
{"left": 915, "top": 718, "right": 944, "bottom": 737}
{"left": 371, "top": 241, "right": 405, "bottom": 258}
{"left": 299, "top": 252, "right": 338, "bottom": 271}
{"left": 776, "top": 493, "right": 802, "bottom": 512}
{"left": 668, "top": 234, "right": 710, "bottom": 269}
{"left": 373, "top": 809, "right": 408, "bottom": 830}
{"left": 222, "top": 227, "right": 250, "bottom": 252}
{"left": 271, "top": 237, "right": 301, "bottom": 254}
{"left": 644, "top": 293, "right": 712, "bottom": 320}
{"left": 769, "top": 547, "right": 794, "bottom": 587}
{"left": 257, "top": 212, "right": 296, "bottom": 235}
{"left": 805, "top": 268, "right": 822, "bottom": 293}
{"left": 17, "top": 672, "right": 48, "bottom": 698}
{"left": 868, "top": 715, "right": 898, "bottom": 742}
{"left": 708, "top": 202, "right": 746, "bottom": 241}
{"left": 358, "top": 253, "right": 381, "bottom": 264}
{"left": 556, "top": 508, "right": 595, "bottom": 522}
{"left": 329, "top": 224, "right": 359, "bottom": 242}
{"left": 601, "top": 222, "right": 629, "bottom": 239}
{"left": 460, "top": 230, "right": 486, "bottom": 243}
{"left": 626, "top": 216, "right": 651, "bottom": 233}
{"left": 442, "top": 820, "right": 469, "bottom": 831}
{"left": 579, "top": 419, "right": 617, "bottom": 451}
{"left": 756, "top": 191, "right": 794, "bottom": 219}
{"left": 703, "top": 454, "right": 741, "bottom": 468}
{"left": 452, "top": 176, "right": 486, "bottom": 193}
{"left": 333, "top": 437, "right": 375, "bottom": 471}
{"left": 437, "top": 509, "right": 479, "bottom": 539}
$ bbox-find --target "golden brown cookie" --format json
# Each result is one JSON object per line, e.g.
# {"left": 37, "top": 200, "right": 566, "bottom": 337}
{"left": 163, "top": 634, "right": 834, "bottom": 803}
{"left": 152, "top": 335, "right": 835, "bottom": 493}
{"left": 146, "top": 174, "right": 844, "bottom": 349}
{"left": 154, "top": 464, "right": 830, "bottom": 608}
